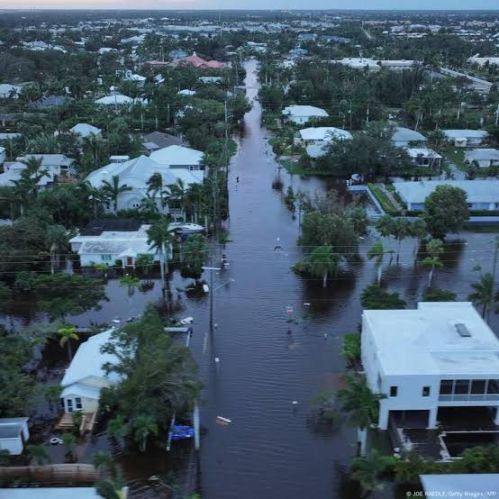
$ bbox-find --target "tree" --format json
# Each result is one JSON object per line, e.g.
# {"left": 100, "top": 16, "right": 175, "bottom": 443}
{"left": 45, "top": 224, "right": 68, "bottom": 274}
{"left": 147, "top": 219, "right": 173, "bottom": 299}
{"left": 410, "top": 218, "right": 427, "bottom": 261}
{"left": 351, "top": 449, "right": 392, "bottom": 497}
{"left": 107, "top": 415, "right": 128, "bottom": 449}
{"left": 421, "top": 238, "right": 444, "bottom": 288}
{"left": 58, "top": 323, "right": 79, "bottom": 361}
{"left": 44, "top": 384, "right": 63, "bottom": 415}
{"left": 133, "top": 414, "right": 158, "bottom": 453}
{"left": 361, "top": 285, "right": 406, "bottom": 310}
{"left": 182, "top": 234, "right": 208, "bottom": 280}
{"left": 26, "top": 444, "right": 51, "bottom": 465}
{"left": 93, "top": 451, "right": 115, "bottom": 478}
{"left": 367, "top": 241, "right": 386, "bottom": 285}
{"left": 341, "top": 332, "right": 361, "bottom": 368}
{"left": 101, "top": 175, "right": 132, "bottom": 212}
{"left": 302, "top": 246, "right": 340, "bottom": 288}
{"left": 468, "top": 272, "right": 496, "bottom": 319}
{"left": 62, "top": 432, "right": 77, "bottom": 463}
{"left": 423, "top": 185, "right": 469, "bottom": 239}
{"left": 423, "top": 288, "right": 456, "bottom": 302}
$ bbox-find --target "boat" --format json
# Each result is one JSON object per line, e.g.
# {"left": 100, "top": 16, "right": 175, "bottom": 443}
{"left": 168, "top": 222, "right": 205, "bottom": 235}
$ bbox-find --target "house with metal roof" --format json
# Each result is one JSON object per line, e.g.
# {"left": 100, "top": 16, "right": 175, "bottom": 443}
{"left": 391, "top": 127, "right": 427, "bottom": 148}
{"left": 394, "top": 180, "right": 499, "bottom": 211}
{"left": 295, "top": 127, "right": 352, "bottom": 158}
{"left": 60, "top": 329, "right": 120, "bottom": 414}
{"left": 0, "top": 418, "right": 29, "bottom": 455}
{"left": 442, "top": 129, "right": 488, "bottom": 147}
{"left": 69, "top": 123, "right": 102, "bottom": 139}
{"left": 282, "top": 105, "right": 329, "bottom": 125}
{"left": 149, "top": 145, "right": 204, "bottom": 171}
{"left": 464, "top": 148, "right": 499, "bottom": 168}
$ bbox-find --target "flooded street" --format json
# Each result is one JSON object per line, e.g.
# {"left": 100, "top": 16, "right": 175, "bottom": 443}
{"left": 2, "top": 59, "right": 499, "bottom": 499}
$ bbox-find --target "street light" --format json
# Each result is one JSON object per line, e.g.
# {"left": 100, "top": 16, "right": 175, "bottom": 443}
{"left": 203, "top": 267, "right": 234, "bottom": 332}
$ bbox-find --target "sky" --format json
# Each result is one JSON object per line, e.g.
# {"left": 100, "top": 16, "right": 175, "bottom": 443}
{"left": 1, "top": 0, "right": 499, "bottom": 9}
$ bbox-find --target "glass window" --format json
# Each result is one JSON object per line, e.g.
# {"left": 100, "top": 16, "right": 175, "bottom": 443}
{"left": 440, "top": 380, "right": 453, "bottom": 395}
{"left": 455, "top": 380, "right": 470, "bottom": 394}
{"left": 102, "top": 255, "right": 112, "bottom": 262}
{"left": 471, "top": 380, "right": 486, "bottom": 394}
{"left": 390, "top": 386, "right": 398, "bottom": 397}
{"left": 75, "top": 397, "right": 82, "bottom": 410}
{"left": 67, "top": 399, "right": 73, "bottom": 413}
{"left": 422, "top": 386, "right": 430, "bottom": 397}
{"left": 487, "top": 380, "right": 499, "bottom": 394}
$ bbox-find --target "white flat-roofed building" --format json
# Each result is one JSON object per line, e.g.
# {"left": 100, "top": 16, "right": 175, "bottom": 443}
{"left": 0, "top": 418, "right": 29, "bottom": 455}
{"left": 335, "top": 58, "right": 421, "bottom": 71}
{"left": 393, "top": 180, "right": 499, "bottom": 211}
{"left": 282, "top": 105, "right": 329, "bottom": 125}
{"left": 295, "top": 126, "right": 352, "bottom": 158}
{"left": 464, "top": 148, "right": 499, "bottom": 168}
{"left": 406, "top": 147, "right": 443, "bottom": 170}
{"left": 362, "top": 302, "right": 499, "bottom": 430}
{"left": 95, "top": 93, "right": 147, "bottom": 106}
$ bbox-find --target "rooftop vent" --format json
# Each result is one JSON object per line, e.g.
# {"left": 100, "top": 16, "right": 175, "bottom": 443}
{"left": 454, "top": 323, "right": 471, "bottom": 338}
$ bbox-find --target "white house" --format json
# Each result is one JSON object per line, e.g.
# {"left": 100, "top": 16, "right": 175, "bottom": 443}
{"left": 60, "top": 329, "right": 120, "bottom": 414}
{"left": 392, "top": 127, "right": 427, "bottom": 148}
{"left": 282, "top": 105, "right": 329, "bottom": 125}
{"left": 70, "top": 123, "right": 102, "bottom": 139}
{"left": 0, "top": 418, "right": 29, "bottom": 455}
{"left": 0, "top": 146, "right": 5, "bottom": 165}
{"left": 335, "top": 58, "right": 421, "bottom": 71}
{"left": 442, "top": 129, "right": 488, "bottom": 147}
{"left": 393, "top": 180, "right": 499, "bottom": 211}
{"left": 0, "top": 83, "right": 22, "bottom": 99}
{"left": 362, "top": 302, "right": 499, "bottom": 431}
{"left": 407, "top": 147, "right": 443, "bottom": 170}
{"left": 149, "top": 145, "right": 204, "bottom": 171}
{"left": 464, "top": 148, "right": 499, "bottom": 168}
{"left": 295, "top": 126, "right": 352, "bottom": 158}
{"left": 70, "top": 223, "right": 165, "bottom": 268}
{"left": 467, "top": 55, "right": 499, "bottom": 67}
{"left": 85, "top": 154, "right": 203, "bottom": 214}
{"left": 95, "top": 94, "right": 146, "bottom": 106}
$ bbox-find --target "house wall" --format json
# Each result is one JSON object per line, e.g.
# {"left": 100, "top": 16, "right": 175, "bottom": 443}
{"left": 0, "top": 437, "right": 23, "bottom": 455}
{"left": 62, "top": 395, "right": 99, "bottom": 414}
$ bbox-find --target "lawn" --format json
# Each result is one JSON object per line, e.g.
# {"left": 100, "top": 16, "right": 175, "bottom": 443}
{"left": 440, "top": 145, "right": 467, "bottom": 172}
{"left": 368, "top": 183, "right": 400, "bottom": 215}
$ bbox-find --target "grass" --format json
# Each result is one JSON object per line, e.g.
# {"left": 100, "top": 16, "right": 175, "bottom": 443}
{"left": 440, "top": 145, "right": 467, "bottom": 172}
{"left": 367, "top": 183, "right": 399, "bottom": 215}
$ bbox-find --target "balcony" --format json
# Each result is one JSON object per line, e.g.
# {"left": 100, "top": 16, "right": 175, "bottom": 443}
{"left": 439, "top": 393, "right": 499, "bottom": 402}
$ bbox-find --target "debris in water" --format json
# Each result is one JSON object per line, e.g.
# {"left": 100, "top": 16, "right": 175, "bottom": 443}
{"left": 216, "top": 416, "right": 232, "bottom": 425}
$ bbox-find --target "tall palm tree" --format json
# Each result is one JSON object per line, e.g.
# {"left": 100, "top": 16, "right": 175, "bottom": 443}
{"left": 169, "top": 178, "right": 187, "bottom": 219}
{"left": 146, "top": 172, "right": 163, "bottom": 200}
{"left": 107, "top": 415, "right": 128, "bottom": 449}
{"left": 468, "top": 272, "right": 496, "bottom": 319}
{"left": 147, "top": 218, "right": 174, "bottom": 300}
{"left": 133, "top": 414, "right": 158, "bottom": 453}
{"left": 421, "top": 238, "right": 444, "bottom": 288}
{"left": 26, "top": 444, "right": 51, "bottom": 465}
{"left": 410, "top": 218, "right": 427, "bottom": 262}
{"left": 101, "top": 175, "right": 132, "bottom": 212}
{"left": 46, "top": 224, "right": 68, "bottom": 274}
{"left": 11, "top": 157, "right": 48, "bottom": 211}
{"left": 305, "top": 246, "right": 340, "bottom": 288}
{"left": 58, "top": 323, "right": 79, "bottom": 361}
{"left": 351, "top": 449, "right": 388, "bottom": 498}
{"left": 185, "top": 183, "right": 205, "bottom": 223}
{"left": 367, "top": 241, "right": 385, "bottom": 285}
{"left": 83, "top": 134, "right": 106, "bottom": 170}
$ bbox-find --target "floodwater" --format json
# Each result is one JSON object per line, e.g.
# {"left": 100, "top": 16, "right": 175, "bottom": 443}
{"left": 3, "top": 58, "right": 499, "bottom": 498}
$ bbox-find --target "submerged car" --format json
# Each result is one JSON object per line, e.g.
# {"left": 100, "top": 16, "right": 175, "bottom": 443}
{"left": 168, "top": 222, "right": 205, "bottom": 234}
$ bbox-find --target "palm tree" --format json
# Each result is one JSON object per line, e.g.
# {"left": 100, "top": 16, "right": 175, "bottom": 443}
{"left": 410, "top": 218, "right": 427, "bottom": 262}
{"left": 305, "top": 246, "right": 340, "bottom": 288}
{"left": 119, "top": 274, "right": 140, "bottom": 297}
{"left": 367, "top": 241, "right": 385, "bottom": 285}
{"left": 62, "top": 432, "right": 77, "bottom": 463}
{"left": 45, "top": 384, "right": 62, "bottom": 415}
{"left": 26, "top": 444, "right": 51, "bottom": 465}
{"left": 58, "top": 323, "right": 79, "bottom": 361}
{"left": 83, "top": 134, "right": 105, "bottom": 170}
{"left": 146, "top": 172, "right": 163, "bottom": 200}
{"left": 11, "top": 156, "right": 48, "bottom": 211}
{"left": 107, "top": 415, "right": 128, "bottom": 449}
{"left": 351, "top": 449, "right": 388, "bottom": 497}
{"left": 147, "top": 218, "right": 174, "bottom": 300}
{"left": 468, "top": 272, "right": 495, "bottom": 319}
{"left": 46, "top": 224, "right": 68, "bottom": 274}
{"left": 185, "top": 183, "right": 205, "bottom": 223}
{"left": 421, "top": 238, "right": 444, "bottom": 288}
{"left": 169, "top": 179, "right": 187, "bottom": 219}
{"left": 0, "top": 449, "right": 10, "bottom": 465}
{"left": 93, "top": 451, "right": 115, "bottom": 479}
{"left": 133, "top": 414, "right": 158, "bottom": 453}
{"left": 101, "top": 175, "right": 132, "bottom": 212}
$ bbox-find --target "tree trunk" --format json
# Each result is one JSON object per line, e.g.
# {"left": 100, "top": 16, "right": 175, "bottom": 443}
{"left": 397, "top": 239, "right": 402, "bottom": 263}
{"left": 357, "top": 426, "right": 367, "bottom": 456}
{"left": 376, "top": 265, "right": 382, "bottom": 286}
{"left": 322, "top": 271, "right": 328, "bottom": 288}
{"left": 428, "top": 267, "right": 434, "bottom": 287}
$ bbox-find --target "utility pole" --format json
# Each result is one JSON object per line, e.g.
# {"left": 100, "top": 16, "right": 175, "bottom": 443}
{"left": 203, "top": 266, "right": 220, "bottom": 332}
{"left": 492, "top": 236, "right": 499, "bottom": 288}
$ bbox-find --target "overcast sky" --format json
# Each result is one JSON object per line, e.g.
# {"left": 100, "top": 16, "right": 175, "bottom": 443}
{"left": 2, "top": 0, "right": 499, "bottom": 9}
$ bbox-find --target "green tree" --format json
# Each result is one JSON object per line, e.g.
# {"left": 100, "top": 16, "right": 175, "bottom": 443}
{"left": 133, "top": 414, "right": 158, "bottom": 453}
{"left": 62, "top": 432, "right": 77, "bottom": 463}
{"left": 107, "top": 415, "right": 128, "bottom": 449}
{"left": 146, "top": 218, "right": 173, "bottom": 299}
{"left": 423, "top": 288, "right": 456, "bottom": 302}
{"left": 341, "top": 332, "right": 361, "bottom": 368}
{"left": 101, "top": 175, "right": 132, "bottom": 212}
{"left": 303, "top": 246, "right": 340, "bottom": 288}
{"left": 45, "top": 224, "right": 68, "bottom": 274}
{"left": 421, "top": 238, "right": 444, "bottom": 288}
{"left": 182, "top": 234, "right": 208, "bottom": 280}
{"left": 26, "top": 444, "right": 51, "bottom": 465}
{"left": 468, "top": 272, "right": 496, "bottom": 319}
{"left": 423, "top": 185, "right": 469, "bottom": 239}
{"left": 351, "top": 449, "right": 392, "bottom": 497}
{"left": 367, "top": 241, "right": 386, "bottom": 285}
{"left": 58, "top": 323, "right": 79, "bottom": 361}
{"left": 361, "top": 285, "right": 406, "bottom": 310}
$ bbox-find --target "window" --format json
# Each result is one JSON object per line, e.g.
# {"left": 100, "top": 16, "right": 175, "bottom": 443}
{"left": 102, "top": 254, "right": 112, "bottom": 262}
{"left": 487, "top": 380, "right": 499, "bottom": 394}
{"left": 67, "top": 399, "right": 73, "bottom": 413}
{"left": 455, "top": 380, "right": 470, "bottom": 395}
{"left": 440, "top": 380, "right": 453, "bottom": 395}
{"left": 75, "top": 397, "right": 82, "bottom": 410}
{"left": 471, "top": 380, "right": 486, "bottom": 395}
{"left": 422, "top": 386, "right": 430, "bottom": 397}
{"left": 390, "top": 386, "right": 398, "bottom": 397}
